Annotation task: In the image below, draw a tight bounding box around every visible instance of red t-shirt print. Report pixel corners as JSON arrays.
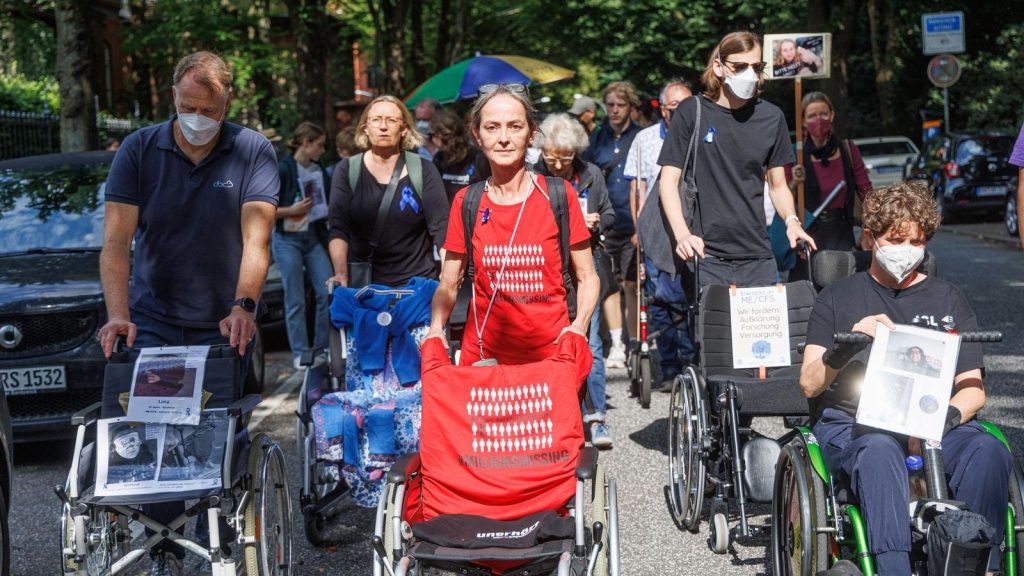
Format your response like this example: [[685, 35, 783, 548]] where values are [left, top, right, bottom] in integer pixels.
[[445, 177, 590, 366]]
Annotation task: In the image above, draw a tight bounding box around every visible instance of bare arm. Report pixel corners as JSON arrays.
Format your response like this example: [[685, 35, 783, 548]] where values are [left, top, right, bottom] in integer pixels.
[[767, 166, 817, 250], [327, 238, 350, 287], [426, 252, 467, 346], [221, 201, 276, 355], [799, 344, 835, 398], [658, 165, 703, 259], [98, 202, 139, 357]]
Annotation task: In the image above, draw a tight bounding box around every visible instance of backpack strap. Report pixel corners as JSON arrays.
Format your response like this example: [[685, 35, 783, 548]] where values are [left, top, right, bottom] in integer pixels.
[[403, 150, 424, 198], [462, 180, 488, 285], [347, 152, 364, 193], [544, 176, 578, 321]]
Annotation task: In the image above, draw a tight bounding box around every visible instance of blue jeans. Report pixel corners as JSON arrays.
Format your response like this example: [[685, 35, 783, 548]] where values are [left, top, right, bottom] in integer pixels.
[[643, 257, 693, 382], [132, 312, 244, 558], [271, 229, 332, 360], [584, 309, 607, 421]]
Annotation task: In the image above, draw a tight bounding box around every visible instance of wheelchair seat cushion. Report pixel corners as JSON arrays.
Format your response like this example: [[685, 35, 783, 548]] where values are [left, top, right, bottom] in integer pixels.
[[409, 538, 573, 565], [411, 510, 575, 549], [418, 334, 592, 521], [706, 370, 809, 416]]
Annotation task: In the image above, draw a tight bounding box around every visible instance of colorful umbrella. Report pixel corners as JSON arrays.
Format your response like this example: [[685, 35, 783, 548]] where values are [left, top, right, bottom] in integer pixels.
[[404, 55, 575, 106]]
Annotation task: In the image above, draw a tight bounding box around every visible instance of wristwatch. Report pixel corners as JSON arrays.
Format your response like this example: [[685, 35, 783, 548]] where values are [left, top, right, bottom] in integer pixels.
[[232, 297, 257, 313]]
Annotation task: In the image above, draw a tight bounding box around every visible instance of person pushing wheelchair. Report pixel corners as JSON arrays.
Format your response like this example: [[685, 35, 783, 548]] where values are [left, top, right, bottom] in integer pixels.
[[799, 180, 1011, 576]]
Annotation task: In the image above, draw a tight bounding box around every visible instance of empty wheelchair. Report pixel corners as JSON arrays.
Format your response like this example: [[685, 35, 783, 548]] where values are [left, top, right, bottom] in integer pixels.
[[771, 250, 1024, 576], [373, 333, 619, 576], [58, 344, 291, 575], [667, 257, 818, 553], [295, 280, 433, 545]]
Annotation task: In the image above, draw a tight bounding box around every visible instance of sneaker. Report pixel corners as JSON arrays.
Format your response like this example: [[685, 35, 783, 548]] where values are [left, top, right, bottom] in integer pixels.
[[293, 356, 304, 370], [605, 344, 626, 369], [590, 422, 613, 449], [149, 553, 183, 576]]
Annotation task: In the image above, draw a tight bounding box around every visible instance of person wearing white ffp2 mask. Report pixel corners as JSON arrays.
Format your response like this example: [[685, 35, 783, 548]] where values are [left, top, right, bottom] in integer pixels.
[[172, 75, 231, 150]]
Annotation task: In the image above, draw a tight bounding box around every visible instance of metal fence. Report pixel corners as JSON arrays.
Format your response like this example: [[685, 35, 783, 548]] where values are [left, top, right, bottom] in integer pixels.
[[0, 110, 146, 160]]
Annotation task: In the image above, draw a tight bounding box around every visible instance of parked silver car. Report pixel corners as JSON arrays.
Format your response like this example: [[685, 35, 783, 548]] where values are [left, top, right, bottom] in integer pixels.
[[852, 136, 920, 189]]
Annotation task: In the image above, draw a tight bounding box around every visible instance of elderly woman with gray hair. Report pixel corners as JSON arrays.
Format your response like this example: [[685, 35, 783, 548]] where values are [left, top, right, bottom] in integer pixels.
[[532, 113, 616, 448]]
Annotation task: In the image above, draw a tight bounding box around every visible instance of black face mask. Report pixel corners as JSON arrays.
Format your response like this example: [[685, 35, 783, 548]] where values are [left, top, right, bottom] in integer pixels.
[[805, 133, 838, 166]]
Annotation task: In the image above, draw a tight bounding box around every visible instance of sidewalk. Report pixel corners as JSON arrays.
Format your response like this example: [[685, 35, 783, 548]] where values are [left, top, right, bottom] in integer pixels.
[[939, 220, 1019, 248]]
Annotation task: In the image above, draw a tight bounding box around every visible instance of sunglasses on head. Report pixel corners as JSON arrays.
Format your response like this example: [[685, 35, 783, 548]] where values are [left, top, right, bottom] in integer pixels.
[[478, 83, 529, 96], [719, 59, 768, 75]]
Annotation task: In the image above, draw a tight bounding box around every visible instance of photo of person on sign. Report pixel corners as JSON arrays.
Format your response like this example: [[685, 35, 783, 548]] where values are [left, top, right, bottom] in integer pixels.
[[772, 36, 825, 78]]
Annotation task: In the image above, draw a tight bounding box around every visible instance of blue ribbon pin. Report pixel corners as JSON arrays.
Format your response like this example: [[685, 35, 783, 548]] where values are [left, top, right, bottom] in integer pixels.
[[399, 186, 420, 214], [481, 207, 491, 224], [467, 163, 475, 176], [704, 127, 716, 143]]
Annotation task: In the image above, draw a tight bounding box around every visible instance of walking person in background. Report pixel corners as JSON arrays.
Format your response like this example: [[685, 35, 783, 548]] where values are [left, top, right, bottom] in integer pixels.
[[584, 81, 642, 368], [327, 95, 449, 288], [568, 95, 598, 134], [658, 31, 815, 296], [430, 108, 491, 203], [415, 98, 441, 159], [274, 121, 334, 370], [533, 112, 615, 448], [1010, 121, 1024, 251], [625, 78, 696, 390], [785, 91, 873, 280]]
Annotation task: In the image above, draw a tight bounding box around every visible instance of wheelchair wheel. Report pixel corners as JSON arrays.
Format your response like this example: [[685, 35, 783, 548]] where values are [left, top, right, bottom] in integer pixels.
[[627, 347, 640, 399], [1005, 455, 1024, 574], [771, 443, 829, 576], [302, 433, 338, 547], [668, 367, 706, 532], [639, 355, 652, 409], [592, 465, 610, 576], [709, 511, 729, 555], [244, 433, 293, 576], [62, 502, 130, 576]]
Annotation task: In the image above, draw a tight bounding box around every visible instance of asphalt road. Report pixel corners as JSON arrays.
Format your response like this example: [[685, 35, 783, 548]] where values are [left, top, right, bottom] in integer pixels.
[[10, 226, 1023, 575]]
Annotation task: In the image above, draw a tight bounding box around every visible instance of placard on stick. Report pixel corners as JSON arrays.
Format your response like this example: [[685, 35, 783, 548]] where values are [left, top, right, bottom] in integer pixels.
[[762, 33, 832, 80]]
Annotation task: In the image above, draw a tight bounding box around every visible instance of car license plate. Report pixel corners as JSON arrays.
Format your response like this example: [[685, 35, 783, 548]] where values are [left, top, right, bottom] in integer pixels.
[[976, 186, 1006, 197], [0, 365, 67, 395], [876, 165, 902, 174]]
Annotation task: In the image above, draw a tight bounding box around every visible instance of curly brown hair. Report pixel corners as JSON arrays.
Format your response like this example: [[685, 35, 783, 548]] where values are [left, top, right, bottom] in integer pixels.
[[861, 180, 940, 239]]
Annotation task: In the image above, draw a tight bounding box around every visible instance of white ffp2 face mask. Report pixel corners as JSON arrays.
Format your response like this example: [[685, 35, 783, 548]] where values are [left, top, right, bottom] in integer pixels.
[[176, 110, 222, 146], [723, 65, 759, 100], [875, 242, 925, 283]]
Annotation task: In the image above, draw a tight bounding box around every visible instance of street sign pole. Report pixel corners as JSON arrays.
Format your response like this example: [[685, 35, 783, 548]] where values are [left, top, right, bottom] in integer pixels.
[[943, 87, 950, 133]]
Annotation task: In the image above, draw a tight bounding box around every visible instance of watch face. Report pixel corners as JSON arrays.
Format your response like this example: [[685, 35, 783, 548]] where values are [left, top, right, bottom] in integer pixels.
[[236, 298, 256, 312]]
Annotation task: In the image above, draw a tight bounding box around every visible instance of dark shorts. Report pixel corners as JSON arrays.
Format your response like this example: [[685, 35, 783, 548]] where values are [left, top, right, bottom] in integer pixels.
[[603, 229, 638, 284]]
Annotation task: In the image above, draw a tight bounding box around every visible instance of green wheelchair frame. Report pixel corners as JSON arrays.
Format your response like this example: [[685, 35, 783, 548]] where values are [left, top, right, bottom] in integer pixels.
[[772, 422, 1024, 576]]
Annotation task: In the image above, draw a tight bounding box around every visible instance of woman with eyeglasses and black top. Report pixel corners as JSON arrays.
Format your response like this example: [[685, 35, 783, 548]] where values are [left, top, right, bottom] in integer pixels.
[[429, 108, 491, 203], [784, 91, 873, 280], [326, 95, 449, 288], [658, 31, 816, 297], [426, 84, 599, 367]]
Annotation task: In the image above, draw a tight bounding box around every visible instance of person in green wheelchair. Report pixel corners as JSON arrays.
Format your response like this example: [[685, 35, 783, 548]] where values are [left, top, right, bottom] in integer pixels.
[[799, 180, 1012, 575]]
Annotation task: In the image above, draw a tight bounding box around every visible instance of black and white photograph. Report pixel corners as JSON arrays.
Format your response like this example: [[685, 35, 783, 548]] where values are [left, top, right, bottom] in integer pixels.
[[857, 372, 914, 428], [763, 33, 832, 79], [158, 411, 229, 483], [96, 418, 160, 495]]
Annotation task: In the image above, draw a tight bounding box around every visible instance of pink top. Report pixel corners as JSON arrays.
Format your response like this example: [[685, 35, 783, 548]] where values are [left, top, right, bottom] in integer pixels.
[[784, 141, 873, 210]]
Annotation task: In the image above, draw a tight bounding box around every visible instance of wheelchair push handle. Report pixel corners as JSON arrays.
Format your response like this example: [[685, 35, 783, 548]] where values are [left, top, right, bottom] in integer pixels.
[[833, 331, 1003, 344]]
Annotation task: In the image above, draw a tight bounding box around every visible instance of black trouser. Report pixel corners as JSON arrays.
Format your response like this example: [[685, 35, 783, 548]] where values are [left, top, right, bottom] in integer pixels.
[[681, 255, 777, 305]]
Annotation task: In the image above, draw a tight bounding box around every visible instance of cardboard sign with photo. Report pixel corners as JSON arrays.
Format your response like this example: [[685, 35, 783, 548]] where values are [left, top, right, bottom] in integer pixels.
[[156, 411, 229, 490], [127, 346, 208, 425], [96, 418, 163, 496], [763, 33, 832, 80], [857, 324, 961, 441]]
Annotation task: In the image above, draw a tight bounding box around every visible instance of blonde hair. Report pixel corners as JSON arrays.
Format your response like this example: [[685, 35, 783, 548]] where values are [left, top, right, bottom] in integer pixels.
[[286, 121, 325, 153], [353, 95, 424, 151], [173, 51, 233, 96], [862, 180, 941, 239], [702, 31, 762, 100], [602, 81, 640, 109]]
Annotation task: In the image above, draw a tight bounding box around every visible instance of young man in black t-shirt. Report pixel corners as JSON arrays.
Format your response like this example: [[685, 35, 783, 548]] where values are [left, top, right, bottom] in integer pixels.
[[657, 31, 815, 298], [801, 181, 1010, 576]]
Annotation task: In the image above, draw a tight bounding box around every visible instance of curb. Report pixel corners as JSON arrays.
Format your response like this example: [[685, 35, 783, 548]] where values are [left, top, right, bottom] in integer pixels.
[[938, 226, 1019, 248]]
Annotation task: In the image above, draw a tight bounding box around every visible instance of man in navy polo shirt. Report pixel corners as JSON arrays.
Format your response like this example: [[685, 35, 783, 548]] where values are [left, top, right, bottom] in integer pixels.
[[97, 51, 278, 576]]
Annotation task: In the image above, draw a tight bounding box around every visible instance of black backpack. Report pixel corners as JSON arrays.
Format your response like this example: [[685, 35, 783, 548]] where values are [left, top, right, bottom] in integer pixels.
[[460, 176, 578, 321]]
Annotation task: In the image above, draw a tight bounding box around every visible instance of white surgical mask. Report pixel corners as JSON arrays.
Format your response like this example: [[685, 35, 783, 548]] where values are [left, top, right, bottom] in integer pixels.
[[177, 109, 222, 146], [723, 64, 759, 100], [875, 241, 925, 283]]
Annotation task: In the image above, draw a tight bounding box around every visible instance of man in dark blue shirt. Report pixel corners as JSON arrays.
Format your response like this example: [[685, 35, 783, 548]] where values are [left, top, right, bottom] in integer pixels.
[[582, 81, 641, 366], [97, 51, 278, 576]]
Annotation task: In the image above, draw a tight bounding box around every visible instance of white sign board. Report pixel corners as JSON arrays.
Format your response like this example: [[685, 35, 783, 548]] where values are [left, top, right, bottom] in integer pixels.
[[729, 286, 791, 369], [126, 346, 208, 425], [922, 12, 965, 55], [856, 324, 961, 442]]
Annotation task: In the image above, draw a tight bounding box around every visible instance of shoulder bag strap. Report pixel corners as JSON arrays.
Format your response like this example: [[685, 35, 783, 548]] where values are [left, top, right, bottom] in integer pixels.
[[462, 180, 488, 284], [545, 176, 578, 320], [367, 153, 407, 265], [404, 150, 424, 198], [347, 153, 364, 194]]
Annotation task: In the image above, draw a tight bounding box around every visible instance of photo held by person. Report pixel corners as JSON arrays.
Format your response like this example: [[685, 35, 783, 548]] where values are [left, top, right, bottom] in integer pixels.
[[426, 84, 599, 369], [657, 30, 815, 296], [532, 112, 615, 448], [784, 91, 873, 281]]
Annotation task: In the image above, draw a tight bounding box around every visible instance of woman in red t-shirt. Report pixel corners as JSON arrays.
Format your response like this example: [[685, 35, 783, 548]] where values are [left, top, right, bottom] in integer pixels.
[[426, 85, 598, 366]]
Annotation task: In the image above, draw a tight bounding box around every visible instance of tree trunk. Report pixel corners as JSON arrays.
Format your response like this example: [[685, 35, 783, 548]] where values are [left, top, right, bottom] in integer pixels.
[[287, 0, 329, 126], [410, 0, 425, 85], [434, 0, 452, 70], [381, 0, 409, 96], [54, 0, 97, 152], [807, 0, 860, 138], [867, 0, 897, 132]]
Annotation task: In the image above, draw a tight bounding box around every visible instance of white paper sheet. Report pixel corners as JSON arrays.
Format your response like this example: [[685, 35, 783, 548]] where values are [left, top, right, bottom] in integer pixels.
[[126, 346, 208, 425], [730, 285, 791, 369]]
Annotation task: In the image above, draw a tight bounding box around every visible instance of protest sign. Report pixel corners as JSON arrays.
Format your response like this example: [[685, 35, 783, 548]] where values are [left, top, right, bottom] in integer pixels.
[[729, 286, 791, 369], [126, 346, 208, 425]]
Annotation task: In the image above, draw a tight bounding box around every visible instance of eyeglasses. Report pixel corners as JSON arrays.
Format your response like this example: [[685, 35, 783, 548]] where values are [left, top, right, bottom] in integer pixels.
[[543, 153, 575, 165], [478, 83, 529, 96], [367, 116, 403, 128], [720, 59, 768, 75]]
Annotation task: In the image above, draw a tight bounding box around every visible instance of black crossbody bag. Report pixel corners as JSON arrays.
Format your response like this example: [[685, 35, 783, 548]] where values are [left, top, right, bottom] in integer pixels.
[[348, 154, 407, 288]]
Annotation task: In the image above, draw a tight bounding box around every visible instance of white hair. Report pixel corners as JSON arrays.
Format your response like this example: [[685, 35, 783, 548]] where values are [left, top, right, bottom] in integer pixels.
[[534, 113, 589, 154]]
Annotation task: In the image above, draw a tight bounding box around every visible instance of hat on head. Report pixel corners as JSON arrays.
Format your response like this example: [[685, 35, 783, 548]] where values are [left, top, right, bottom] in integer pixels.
[[260, 128, 282, 142], [568, 96, 596, 117]]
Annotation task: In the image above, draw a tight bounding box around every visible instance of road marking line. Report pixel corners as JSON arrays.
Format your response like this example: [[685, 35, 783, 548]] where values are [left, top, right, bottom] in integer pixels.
[[249, 370, 303, 429]]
